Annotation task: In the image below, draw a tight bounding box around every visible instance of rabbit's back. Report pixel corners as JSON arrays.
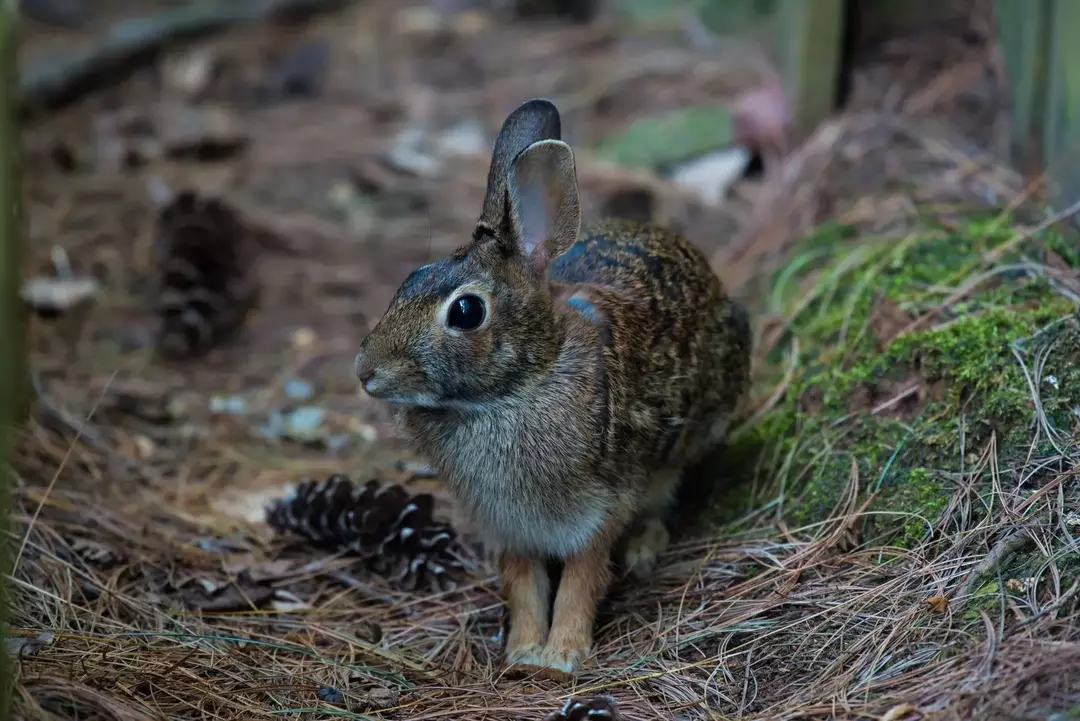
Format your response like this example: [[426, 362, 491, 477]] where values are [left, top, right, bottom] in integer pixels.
[[550, 218, 751, 470]]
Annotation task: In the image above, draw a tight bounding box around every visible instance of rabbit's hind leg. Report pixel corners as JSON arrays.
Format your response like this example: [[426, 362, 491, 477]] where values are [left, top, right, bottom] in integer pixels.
[[620, 469, 680, 580]]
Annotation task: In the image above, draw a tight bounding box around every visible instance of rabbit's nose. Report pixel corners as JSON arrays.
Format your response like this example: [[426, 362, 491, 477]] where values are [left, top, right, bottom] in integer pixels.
[[354, 352, 376, 385]]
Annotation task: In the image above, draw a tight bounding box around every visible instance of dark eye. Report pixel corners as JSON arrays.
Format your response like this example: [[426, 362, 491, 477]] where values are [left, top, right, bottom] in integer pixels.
[[447, 294, 486, 331]]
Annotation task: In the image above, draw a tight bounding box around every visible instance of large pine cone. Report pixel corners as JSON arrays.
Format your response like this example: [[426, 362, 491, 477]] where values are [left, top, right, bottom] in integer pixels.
[[544, 696, 620, 721], [153, 190, 259, 359], [266, 474, 468, 592]]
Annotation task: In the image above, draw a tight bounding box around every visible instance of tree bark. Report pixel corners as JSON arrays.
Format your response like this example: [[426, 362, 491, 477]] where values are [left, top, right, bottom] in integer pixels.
[[0, 0, 21, 716]]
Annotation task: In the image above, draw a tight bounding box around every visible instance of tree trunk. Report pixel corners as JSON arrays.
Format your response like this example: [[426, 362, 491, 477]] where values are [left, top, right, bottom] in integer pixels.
[[0, 0, 22, 716]]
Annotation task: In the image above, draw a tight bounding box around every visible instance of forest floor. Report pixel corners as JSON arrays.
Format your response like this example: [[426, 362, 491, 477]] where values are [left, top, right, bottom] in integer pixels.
[[10, 0, 1080, 719]]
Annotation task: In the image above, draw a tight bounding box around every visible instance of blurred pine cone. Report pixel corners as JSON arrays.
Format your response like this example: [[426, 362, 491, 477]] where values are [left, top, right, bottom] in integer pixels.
[[153, 190, 259, 359], [266, 474, 467, 592], [544, 696, 620, 721]]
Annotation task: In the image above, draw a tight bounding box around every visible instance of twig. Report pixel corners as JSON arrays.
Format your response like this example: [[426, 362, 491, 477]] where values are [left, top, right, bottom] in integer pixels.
[[958, 529, 1034, 602]]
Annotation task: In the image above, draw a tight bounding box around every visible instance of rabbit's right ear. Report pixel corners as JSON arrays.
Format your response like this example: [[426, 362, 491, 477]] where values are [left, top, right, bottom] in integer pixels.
[[475, 98, 562, 240], [506, 139, 580, 272]]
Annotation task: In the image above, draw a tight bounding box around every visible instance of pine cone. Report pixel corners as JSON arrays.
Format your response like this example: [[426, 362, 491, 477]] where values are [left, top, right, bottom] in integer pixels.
[[544, 696, 620, 721], [266, 474, 467, 592], [153, 190, 259, 359]]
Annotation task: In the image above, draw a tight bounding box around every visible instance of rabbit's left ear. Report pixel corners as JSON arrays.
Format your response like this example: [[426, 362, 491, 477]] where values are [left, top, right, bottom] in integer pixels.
[[506, 138, 581, 271]]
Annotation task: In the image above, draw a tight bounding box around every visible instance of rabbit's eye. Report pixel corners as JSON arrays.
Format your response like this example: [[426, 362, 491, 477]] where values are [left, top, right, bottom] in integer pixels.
[[447, 294, 485, 331]]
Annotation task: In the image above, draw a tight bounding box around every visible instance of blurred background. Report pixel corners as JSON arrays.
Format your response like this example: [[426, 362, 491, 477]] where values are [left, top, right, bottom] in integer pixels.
[[14, 0, 1016, 470]]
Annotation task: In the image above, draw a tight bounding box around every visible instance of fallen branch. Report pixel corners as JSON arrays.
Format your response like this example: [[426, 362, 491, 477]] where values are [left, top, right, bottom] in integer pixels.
[[20, 0, 351, 115]]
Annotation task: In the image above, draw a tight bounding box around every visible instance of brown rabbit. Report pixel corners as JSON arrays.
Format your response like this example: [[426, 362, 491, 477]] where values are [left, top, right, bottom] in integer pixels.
[[354, 98, 751, 677]]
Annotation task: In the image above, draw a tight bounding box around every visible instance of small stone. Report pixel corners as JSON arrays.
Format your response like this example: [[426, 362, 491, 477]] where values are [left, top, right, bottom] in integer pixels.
[[284, 378, 316, 401], [283, 406, 326, 443]]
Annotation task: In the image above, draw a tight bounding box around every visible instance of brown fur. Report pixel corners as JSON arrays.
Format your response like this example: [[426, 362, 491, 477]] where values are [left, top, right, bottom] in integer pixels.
[[353, 98, 752, 676]]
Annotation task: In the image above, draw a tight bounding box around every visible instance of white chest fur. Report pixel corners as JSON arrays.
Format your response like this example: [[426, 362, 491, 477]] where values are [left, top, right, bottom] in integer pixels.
[[404, 399, 613, 559]]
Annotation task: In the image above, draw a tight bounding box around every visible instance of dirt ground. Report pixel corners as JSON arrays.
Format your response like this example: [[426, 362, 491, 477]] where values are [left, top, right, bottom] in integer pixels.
[[13, 0, 1076, 719]]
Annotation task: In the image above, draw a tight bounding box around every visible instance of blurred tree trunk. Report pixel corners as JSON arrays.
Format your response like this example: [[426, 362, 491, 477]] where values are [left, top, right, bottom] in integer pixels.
[[0, 0, 20, 716]]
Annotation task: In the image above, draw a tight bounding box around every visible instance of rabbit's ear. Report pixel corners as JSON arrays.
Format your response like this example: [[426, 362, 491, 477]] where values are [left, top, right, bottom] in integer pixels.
[[506, 138, 581, 270], [476, 99, 561, 237]]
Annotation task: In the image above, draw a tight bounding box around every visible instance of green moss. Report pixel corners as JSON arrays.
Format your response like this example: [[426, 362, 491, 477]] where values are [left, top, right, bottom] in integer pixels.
[[708, 215, 1080, 548], [962, 581, 1004, 622]]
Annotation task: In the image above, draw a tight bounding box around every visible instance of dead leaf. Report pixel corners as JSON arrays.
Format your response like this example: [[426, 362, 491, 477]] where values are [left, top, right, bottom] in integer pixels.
[[799, 386, 825, 414], [70, 537, 122, 567], [246, 558, 302, 583], [157, 102, 249, 161], [360, 687, 400, 710], [927, 594, 949, 613], [882, 703, 922, 721], [869, 293, 913, 348]]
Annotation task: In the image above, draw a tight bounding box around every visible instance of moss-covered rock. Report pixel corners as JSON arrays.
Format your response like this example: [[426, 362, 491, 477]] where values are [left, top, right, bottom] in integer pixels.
[[711, 215, 1080, 551]]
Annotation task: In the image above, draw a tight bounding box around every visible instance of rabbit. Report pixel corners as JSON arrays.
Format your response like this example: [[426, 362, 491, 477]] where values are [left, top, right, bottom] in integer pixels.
[[353, 98, 752, 677]]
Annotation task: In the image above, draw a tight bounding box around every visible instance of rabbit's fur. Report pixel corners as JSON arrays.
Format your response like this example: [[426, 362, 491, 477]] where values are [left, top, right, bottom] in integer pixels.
[[354, 98, 751, 677]]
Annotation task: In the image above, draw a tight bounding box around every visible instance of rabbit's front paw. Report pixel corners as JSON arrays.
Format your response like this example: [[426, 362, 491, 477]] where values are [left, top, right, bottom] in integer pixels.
[[505, 642, 545, 668], [622, 517, 670, 580], [535, 643, 588, 678]]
